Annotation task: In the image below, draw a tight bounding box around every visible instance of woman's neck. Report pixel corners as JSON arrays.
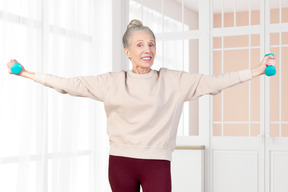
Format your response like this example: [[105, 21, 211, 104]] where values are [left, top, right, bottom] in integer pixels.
[[132, 66, 151, 74]]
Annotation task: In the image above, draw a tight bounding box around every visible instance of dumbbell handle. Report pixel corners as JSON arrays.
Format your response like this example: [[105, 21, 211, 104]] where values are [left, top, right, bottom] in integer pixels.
[[264, 53, 276, 76]]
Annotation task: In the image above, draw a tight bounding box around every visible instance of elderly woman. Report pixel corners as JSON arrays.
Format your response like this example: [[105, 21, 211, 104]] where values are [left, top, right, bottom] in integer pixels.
[[7, 19, 275, 192]]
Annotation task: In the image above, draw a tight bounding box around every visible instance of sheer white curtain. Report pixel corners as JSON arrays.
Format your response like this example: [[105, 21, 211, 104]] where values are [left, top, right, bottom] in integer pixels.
[[0, 0, 112, 191]]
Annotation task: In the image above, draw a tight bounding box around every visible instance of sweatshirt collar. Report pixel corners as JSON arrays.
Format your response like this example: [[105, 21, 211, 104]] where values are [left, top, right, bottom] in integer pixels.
[[128, 69, 155, 78]]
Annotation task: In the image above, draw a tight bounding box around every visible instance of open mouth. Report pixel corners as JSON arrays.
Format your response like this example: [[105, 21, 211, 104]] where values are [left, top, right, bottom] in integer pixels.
[[142, 57, 152, 61]]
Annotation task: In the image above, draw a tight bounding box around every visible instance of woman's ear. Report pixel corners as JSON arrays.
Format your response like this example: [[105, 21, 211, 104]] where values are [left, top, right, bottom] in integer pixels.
[[124, 48, 131, 59]]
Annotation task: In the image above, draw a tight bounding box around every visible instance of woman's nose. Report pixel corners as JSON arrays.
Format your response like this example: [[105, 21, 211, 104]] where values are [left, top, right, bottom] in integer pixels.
[[144, 45, 151, 52]]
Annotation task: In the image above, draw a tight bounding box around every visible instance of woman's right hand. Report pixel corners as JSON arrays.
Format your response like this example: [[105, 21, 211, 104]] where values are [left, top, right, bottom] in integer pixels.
[[6, 59, 35, 80], [7, 59, 24, 75]]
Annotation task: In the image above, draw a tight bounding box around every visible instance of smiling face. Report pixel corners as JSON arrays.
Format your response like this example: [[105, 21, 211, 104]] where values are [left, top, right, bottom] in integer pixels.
[[124, 30, 156, 74]]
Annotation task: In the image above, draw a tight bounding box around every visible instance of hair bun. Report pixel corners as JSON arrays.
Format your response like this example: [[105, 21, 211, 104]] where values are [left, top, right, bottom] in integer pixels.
[[127, 19, 143, 29]]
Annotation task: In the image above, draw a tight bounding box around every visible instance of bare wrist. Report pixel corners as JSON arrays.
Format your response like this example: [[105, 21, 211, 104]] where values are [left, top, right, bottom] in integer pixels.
[[21, 70, 35, 80], [251, 66, 264, 78]]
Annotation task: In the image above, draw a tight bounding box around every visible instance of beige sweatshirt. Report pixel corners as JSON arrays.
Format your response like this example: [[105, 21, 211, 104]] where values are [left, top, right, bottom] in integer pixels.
[[34, 68, 252, 161]]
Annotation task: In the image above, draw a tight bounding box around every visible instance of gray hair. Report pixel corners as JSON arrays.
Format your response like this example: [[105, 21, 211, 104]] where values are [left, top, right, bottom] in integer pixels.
[[122, 19, 156, 48]]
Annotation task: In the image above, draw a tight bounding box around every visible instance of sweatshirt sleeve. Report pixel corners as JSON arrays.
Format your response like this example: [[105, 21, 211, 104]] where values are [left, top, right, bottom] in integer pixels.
[[33, 72, 112, 102], [180, 69, 252, 101]]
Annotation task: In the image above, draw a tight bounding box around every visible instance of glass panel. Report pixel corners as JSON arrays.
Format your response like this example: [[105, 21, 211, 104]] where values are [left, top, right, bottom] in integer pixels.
[[213, 0, 261, 27], [213, 50, 222, 123], [138, 0, 163, 33], [0, 161, 38, 192], [212, 33, 262, 137], [251, 0, 261, 25], [223, 0, 235, 27], [160, 40, 184, 70], [129, 0, 143, 23], [236, 0, 249, 26], [223, 124, 249, 136], [48, 156, 90, 192], [183, 0, 199, 30], [282, 0, 288, 23], [223, 48, 249, 122], [47, 0, 93, 34], [224, 35, 249, 48], [0, 22, 39, 157], [270, 124, 280, 137], [224, 49, 249, 71], [270, 30, 287, 138], [271, 33, 280, 45], [75, 157, 90, 192], [157, 39, 191, 71], [213, 11, 222, 28], [213, 124, 222, 136], [213, 0, 223, 28], [223, 82, 249, 122], [0, 164, 18, 191], [129, 0, 199, 33], [163, 0, 183, 32], [251, 34, 260, 46], [282, 47, 288, 122], [251, 124, 260, 137], [214, 37, 222, 49], [213, 93, 222, 122], [251, 48, 261, 122], [282, 32, 288, 44], [2, 0, 41, 20], [270, 47, 279, 122], [270, 0, 280, 24], [188, 39, 199, 136], [283, 124, 288, 137]]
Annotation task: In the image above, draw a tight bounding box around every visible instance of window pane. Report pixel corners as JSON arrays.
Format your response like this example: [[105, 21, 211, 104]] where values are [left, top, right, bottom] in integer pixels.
[[282, 1, 288, 23], [1, 0, 41, 20], [0, 22, 40, 156], [251, 48, 261, 122], [0, 164, 18, 192], [213, 0, 261, 27], [163, 0, 183, 32], [48, 0, 93, 34], [142, 0, 163, 33], [282, 47, 288, 122], [224, 124, 249, 136], [48, 156, 90, 192], [184, 0, 199, 30]]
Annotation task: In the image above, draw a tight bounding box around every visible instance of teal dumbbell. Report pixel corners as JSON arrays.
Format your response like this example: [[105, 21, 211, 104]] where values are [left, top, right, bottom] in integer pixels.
[[264, 53, 276, 76], [10, 62, 22, 75]]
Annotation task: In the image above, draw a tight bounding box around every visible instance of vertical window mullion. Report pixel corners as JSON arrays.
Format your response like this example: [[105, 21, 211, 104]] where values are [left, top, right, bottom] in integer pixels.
[[279, 31, 282, 137], [221, 0, 224, 136], [221, 0, 224, 28], [234, 0, 237, 27], [249, 33, 252, 137], [249, 0, 251, 26]]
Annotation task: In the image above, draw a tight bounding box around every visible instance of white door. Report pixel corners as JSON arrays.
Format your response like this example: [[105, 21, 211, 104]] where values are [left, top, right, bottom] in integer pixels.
[[266, 0, 288, 190], [210, 0, 288, 192]]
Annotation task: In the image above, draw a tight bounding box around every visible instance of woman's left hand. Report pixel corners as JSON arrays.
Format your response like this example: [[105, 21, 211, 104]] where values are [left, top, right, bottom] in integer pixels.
[[252, 54, 276, 77]]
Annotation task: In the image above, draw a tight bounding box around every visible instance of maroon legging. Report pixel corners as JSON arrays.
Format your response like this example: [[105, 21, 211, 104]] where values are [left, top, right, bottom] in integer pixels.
[[108, 155, 171, 192]]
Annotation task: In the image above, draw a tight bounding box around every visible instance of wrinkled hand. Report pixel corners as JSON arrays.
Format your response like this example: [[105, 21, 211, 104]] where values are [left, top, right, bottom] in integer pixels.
[[7, 59, 24, 75], [252, 54, 276, 77]]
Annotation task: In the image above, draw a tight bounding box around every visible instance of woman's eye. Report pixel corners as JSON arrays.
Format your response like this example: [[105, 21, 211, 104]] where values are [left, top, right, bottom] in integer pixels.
[[137, 44, 142, 47], [149, 44, 154, 47]]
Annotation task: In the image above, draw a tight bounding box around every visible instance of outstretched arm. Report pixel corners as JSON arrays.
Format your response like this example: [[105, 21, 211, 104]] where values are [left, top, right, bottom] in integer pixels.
[[6, 59, 111, 102], [181, 54, 276, 101]]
